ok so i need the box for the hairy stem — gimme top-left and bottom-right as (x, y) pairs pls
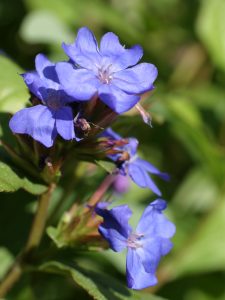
(0, 183), (56, 298)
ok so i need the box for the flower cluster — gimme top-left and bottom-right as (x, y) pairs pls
(10, 54), (76, 147)
(96, 199), (175, 290)
(8, 27), (175, 291)
(9, 27), (157, 147)
(102, 128), (169, 196)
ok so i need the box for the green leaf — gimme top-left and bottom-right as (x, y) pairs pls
(0, 55), (29, 113)
(196, 0), (225, 72)
(20, 10), (74, 45)
(0, 247), (14, 280)
(172, 167), (219, 213)
(0, 162), (47, 195)
(39, 261), (165, 300)
(94, 160), (115, 174)
(46, 226), (65, 248)
(164, 194), (225, 278)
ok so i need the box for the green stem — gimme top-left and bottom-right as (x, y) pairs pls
(0, 183), (56, 298)
(25, 183), (56, 251)
(0, 259), (22, 298)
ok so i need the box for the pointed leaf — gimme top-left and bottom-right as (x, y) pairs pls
(95, 160), (115, 174)
(39, 261), (166, 300)
(0, 162), (47, 195)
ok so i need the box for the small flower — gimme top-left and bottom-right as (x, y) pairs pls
(96, 199), (176, 290)
(56, 27), (158, 114)
(113, 174), (130, 195)
(102, 128), (169, 196)
(9, 54), (76, 147)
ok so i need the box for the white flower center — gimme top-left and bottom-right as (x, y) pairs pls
(127, 232), (144, 249)
(98, 65), (113, 84)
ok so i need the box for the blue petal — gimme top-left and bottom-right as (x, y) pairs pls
(113, 63), (158, 94)
(55, 106), (75, 140)
(159, 238), (174, 256)
(99, 84), (140, 114)
(101, 32), (143, 71)
(100, 32), (128, 56)
(35, 54), (60, 88)
(135, 158), (170, 181)
(136, 238), (165, 274)
(138, 237), (173, 274)
(35, 54), (53, 77)
(22, 55), (60, 102)
(136, 199), (176, 239)
(126, 248), (157, 289)
(9, 105), (57, 147)
(22, 72), (44, 101)
(56, 62), (99, 101)
(126, 138), (138, 156)
(96, 204), (132, 252)
(112, 45), (143, 72)
(62, 27), (101, 70)
(101, 128), (122, 140)
(128, 163), (162, 196)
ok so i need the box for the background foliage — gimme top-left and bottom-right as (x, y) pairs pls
(0, 0), (225, 299)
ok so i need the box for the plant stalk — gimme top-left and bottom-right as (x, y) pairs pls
(0, 183), (56, 298)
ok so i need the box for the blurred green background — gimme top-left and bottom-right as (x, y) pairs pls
(1, 0), (225, 299)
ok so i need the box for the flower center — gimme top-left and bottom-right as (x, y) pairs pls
(98, 65), (113, 84)
(46, 91), (62, 110)
(127, 232), (144, 249)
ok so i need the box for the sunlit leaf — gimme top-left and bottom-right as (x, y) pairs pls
(0, 248), (14, 280)
(196, 0), (225, 72)
(20, 10), (74, 45)
(0, 55), (29, 113)
(0, 162), (47, 195)
(163, 195), (225, 278)
(94, 160), (115, 174)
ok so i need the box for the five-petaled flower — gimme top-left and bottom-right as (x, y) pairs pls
(102, 128), (169, 196)
(96, 199), (176, 290)
(56, 27), (158, 114)
(9, 54), (76, 147)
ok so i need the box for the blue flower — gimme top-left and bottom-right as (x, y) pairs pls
(56, 27), (158, 114)
(113, 174), (130, 195)
(102, 128), (169, 196)
(96, 199), (176, 290)
(9, 54), (76, 147)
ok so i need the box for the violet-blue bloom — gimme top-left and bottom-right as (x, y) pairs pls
(9, 54), (76, 147)
(96, 199), (176, 290)
(102, 128), (169, 196)
(56, 27), (158, 114)
(113, 174), (130, 195)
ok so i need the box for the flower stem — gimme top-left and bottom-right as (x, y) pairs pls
(87, 173), (115, 208)
(0, 183), (56, 298)
(25, 183), (56, 251)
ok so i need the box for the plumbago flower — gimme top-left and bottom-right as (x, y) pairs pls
(56, 27), (158, 114)
(102, 128), (169, 196)
(9, 54), (76, 147)
(96, 199), (176, 290)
